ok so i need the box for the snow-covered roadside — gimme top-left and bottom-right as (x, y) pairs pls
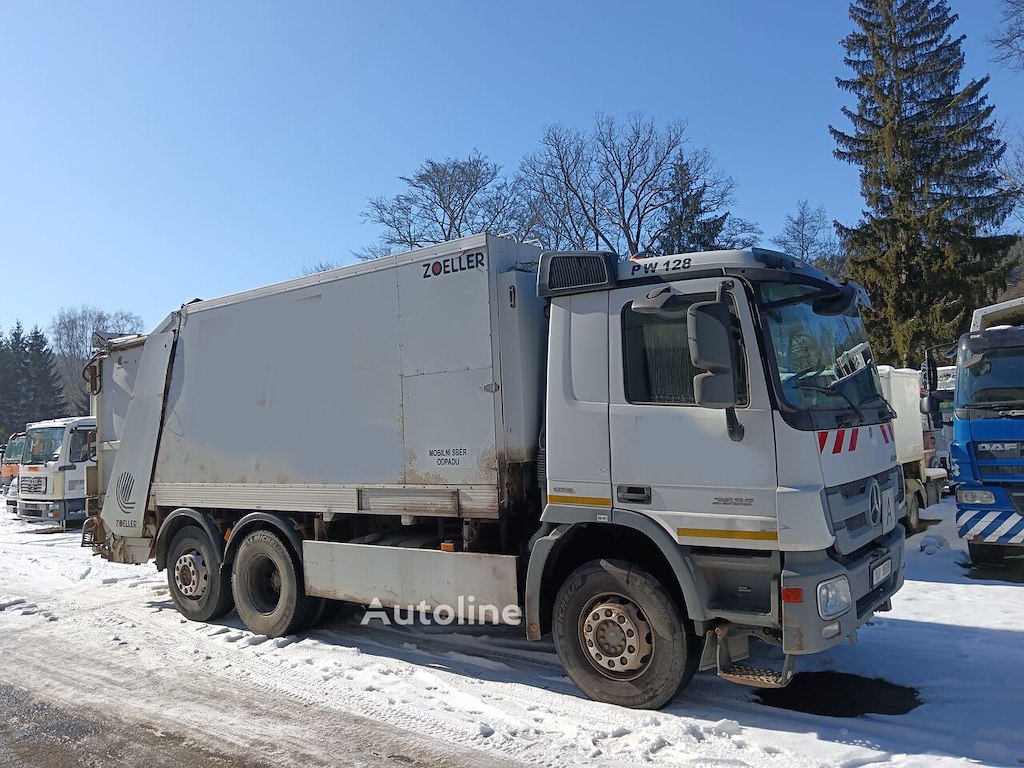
(1, 499), (1022, 768)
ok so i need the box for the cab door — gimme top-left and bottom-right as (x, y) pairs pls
(608, 277), (779, 547)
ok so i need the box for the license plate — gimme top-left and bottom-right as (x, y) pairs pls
(871, 558), (892, 587)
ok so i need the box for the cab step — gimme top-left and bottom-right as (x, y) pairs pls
(80, 516), (107, 551)
(717, 661), (794, 689)
(712, 625), (795, 689)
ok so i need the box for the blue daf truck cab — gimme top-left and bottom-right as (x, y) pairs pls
(925, 297), (1024, 565)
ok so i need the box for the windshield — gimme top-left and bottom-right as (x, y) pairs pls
(956, 344), (1024, 410)
(23, 427), (66, 465)
(2, 435), (25, 464)
(759, 283), (885, 422)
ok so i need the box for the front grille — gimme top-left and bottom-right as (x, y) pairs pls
(826, 468), (899, 557)
(980, 465), (1024, 477)
(18, 476), (45, 494)
(843, 512), (869, 533)
(837, 469), (894, 500)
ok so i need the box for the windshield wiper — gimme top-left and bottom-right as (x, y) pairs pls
(966, 402), (1024, 410)
(794, 382), (867, 424)
(858, 393), (897, 421)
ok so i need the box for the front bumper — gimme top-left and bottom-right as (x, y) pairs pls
(17, 498), (87, 523)
(780, 525), (905, 654)
(956, 506), (1024, 547)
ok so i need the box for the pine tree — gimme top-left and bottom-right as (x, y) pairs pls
(830, 0), (1018, 364)
(0, 327), (8, 439)
(23, 327), (69, 422)
(0, 322), (31, 437)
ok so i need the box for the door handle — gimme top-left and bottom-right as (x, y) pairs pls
(616, 485), (651, 504)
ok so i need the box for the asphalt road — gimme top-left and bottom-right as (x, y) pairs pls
(0, 681), (274, 767)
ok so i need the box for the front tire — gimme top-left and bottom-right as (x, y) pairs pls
(232, 529), (318, 637)
(166, 526), (234, 622)
(553, 559), (698, 709)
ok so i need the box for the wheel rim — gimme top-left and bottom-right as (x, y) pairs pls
(174, 550), (209, 599)
(247, 553), (283, 615)
(579, 594), (654, 681)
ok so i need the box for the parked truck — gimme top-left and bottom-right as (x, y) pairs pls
(18, 416), (97, 526)
(928, 297), (1024, 564)
(876, 366), (946, 533)
(1, 431), (26, 492)
(83, 234), (905, 709)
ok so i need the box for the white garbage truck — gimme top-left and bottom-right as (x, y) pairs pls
(84, 233), (905, 709)
(875, 366), (946, 532)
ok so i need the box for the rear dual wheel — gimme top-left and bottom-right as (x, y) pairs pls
(231, 529), (324, 637)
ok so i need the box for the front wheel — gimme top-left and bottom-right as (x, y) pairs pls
(232, 530), (320, 637)
(166, 526), (234, 622)
(552, 559), (698, 709)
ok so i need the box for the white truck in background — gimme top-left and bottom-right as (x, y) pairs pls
(876, 367), (946, 533)
(83, 233), (905, 709)
(18, 416), (97, 527)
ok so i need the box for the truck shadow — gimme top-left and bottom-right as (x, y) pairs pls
(305, 610), (1022, 767)
(138, 595), (1023, 766)
(961, 560), (1024, 584)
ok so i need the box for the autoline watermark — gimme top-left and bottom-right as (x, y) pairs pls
(360, 596), (522, 626)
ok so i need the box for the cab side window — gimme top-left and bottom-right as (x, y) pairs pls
(622, 294), (748, 406)
(69, 431), (89, 463)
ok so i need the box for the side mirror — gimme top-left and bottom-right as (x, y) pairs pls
(920, 394), (939, 415)
(921, 355), (938, 393)
(688, 298), (738, 409)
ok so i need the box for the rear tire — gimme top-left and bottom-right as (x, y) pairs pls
(232, 529), (313, 637)
(903, 493), (921, 535)
(166, 526), (234, 622)
(552, 559), (698, 709)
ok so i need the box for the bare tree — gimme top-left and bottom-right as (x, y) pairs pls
(363, 151), (526, 250)
(1002, 133), (1024, 227)
(772, 200), (846, 278)
(301, 260), (344, 275)
(50, 306), (144, 414)
(990, 0), (1024, 71)
(716, 215), (764, 250)
(521, 113), (688, 255)
(772, 200), (833, 260)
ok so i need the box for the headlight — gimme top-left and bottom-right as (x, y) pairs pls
(817, 576), (852, 620)
(957, 489), (995, 505)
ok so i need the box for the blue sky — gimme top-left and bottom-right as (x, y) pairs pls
(0, 1), (1019, 334)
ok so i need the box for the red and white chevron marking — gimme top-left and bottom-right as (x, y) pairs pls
(816, 424), (894, 454)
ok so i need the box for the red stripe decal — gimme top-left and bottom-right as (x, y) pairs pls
(832, 429), (846, 454)
(817, 432), (828, 453)
(881, 424), (890, 444)
(848, 428), (859, 452)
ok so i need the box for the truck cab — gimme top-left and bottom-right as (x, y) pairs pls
(18, 416), (96, 526)
(1, 431), (26, 492)
(948, 323), (1024, 563)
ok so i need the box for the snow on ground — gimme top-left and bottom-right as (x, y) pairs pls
(1, 498), (1023, 768)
